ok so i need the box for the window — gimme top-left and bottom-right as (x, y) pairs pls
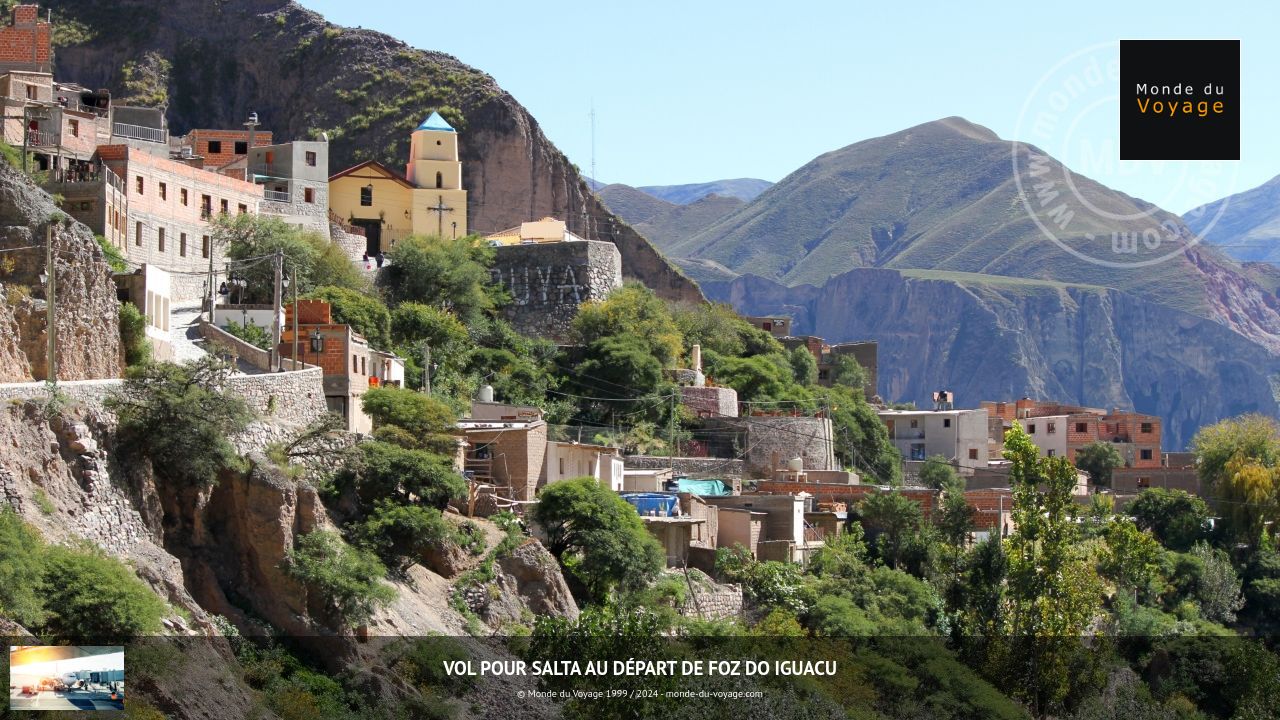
(910, 443), (925, 461)
(360, 356), (366, 375)
(435, 171), (443, 189)
(202, 235), (210, 259)
(180, 188), (188, 206)
(201, 194), (212, 218)
(1137, 477), (1151, 489)
(237, 203), (247, 214)
(78, 201), (91, 211)
(1140, 449), (1153, 460)
(909, 419), (918, 429)
(135, 176), (144, 194)
(158, 182), (167, 200)
(352, 355), (358, 373)
(817, 369), (829, 380)
(234, 141), (247, 154)
(24, 84), (35, 100)
(558, 458), (564, 475)
(968, 448), (978, 460)
(135, 221), (142, 246)
(220, 199), (228, 214)
(1140, 422), (1153, 434)
(943, 418), (951, 428)
(303, 187), (314, 203)
(207, 140), (222, 154)
(1048, 449), (1056, 457)
(762, 321), (772, 331)
(305, 151), (317, 166)
(1075, 422), (1088, 433)
(1027, 423), (1036, 434)
(68, 119), (78, 137)
(157, 227), (165, 252)
(179, 233), (187, 257)
(359, 185), (372, 206)
(1047, 422), (1056, 434)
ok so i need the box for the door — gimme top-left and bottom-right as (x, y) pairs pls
(352, 219), (381, 256)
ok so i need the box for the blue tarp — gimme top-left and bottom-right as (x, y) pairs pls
(676, 478), (730, 496)
(621, 492), (678, 517)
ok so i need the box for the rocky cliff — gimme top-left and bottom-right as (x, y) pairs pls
(708, 269), (1280, 449)
(44, 0), (702, 305)
(0, 160), (121, 381)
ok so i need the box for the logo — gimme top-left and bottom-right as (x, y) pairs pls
(1012, 42), (1239, 269)
(1120, 40), (1239, 160)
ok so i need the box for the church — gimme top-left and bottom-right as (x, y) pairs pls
(328, 111), (468, 256)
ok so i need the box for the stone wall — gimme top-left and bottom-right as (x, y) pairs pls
(488, 240), (622, 340)
(225, 367), (327, 427)
(708, 416), (836, 477)
(625, 455), (745, 479)
(680, 385), (738, 418)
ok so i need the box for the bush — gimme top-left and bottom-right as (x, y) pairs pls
(307, 285), (391, 350)
(362, 386), (457, 440)
(352, 440), (466, 510)
(118, 302), (152, 367)
(0, 509), (47, 627)
(378, 234), (498, 325)
(222, 319), (272, 351)
(714, 545), (808, 614)
(351, 501), (458, 570)
(107, 358), (253, 488)
(41, 542), (167, 638)
(96, 234), (127, 272)
(285, 530), (396, 627)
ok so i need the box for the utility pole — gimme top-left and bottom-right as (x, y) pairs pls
(668, 393), (676, 457)
(45, 224), (56, 385)
(290, 266), (298, 371)
(271, 249), (283, 371)
(206, 233), (216, 323)
(422, 342), (431, 394)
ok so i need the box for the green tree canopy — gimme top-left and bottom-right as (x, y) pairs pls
(378, 234), (498, 325)
(1128, 488), (1210, 552)
(531, 477), (664, 601)
(1074, 441), (1124, 490)
(285, 530), (396, 627)
(41, 542), (167, 639)
(788, 345), (818, 386)
(816, 385), (902, 483)
(214, 213), (366, 302)
(858, 490), (937, 577)
(1192, 414), (1280, 545)
(572, 283), (682, 368)
(362, 386), (456, 440)
(919, 454), (960, 491)
(107, 357), (253, 488)
(670, 302), (781, 358)
(0, 509), (47, 627)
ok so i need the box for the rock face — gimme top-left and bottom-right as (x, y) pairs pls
(0, 160), (121, 381)
(473, 539), (579, 628)
(709, 269), (1280, 450)
(45, 0), (702, 305)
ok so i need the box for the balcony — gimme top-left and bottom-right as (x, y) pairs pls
(25, 130), (55, 148)
(111, 122), (166, 144)
(262, 189), (291, 203)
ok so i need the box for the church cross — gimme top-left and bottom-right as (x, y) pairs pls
(428, 195), (453, 237)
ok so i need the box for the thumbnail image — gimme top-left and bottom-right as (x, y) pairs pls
(8, 646), (124, 712)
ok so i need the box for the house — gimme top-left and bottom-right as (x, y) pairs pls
(878, 406), (990, 470)
(457, 401), (548, 504)
(113, 263), (173, 362)
(276, 299), (377, 432)
(91, 144), (264, 301)
(235, 140), (330, 233)
(544, 441), (625, 491)
(1112, 452), (1201, 498)
(778, 335), (879, 398)
(175, 128), (274, 169)
(982, 399), (1162, 470)
(704, 492), (823, 564)
(328, 111), (468, 255)
(742, 315), (790, 337)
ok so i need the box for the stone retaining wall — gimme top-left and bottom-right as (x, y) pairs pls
(489, 240), (622, 340)
(625, 455), (745, 478)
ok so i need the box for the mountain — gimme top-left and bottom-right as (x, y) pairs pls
(637, 178), (773, 204)
(1183, 174), (1280, 263)
(598, 184), (745, 249)
(668, 117), (1280, 354)
(706, 270), (1280, 450)
(43, 0), (701, 304)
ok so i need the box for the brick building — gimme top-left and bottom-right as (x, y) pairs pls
(277, 299), (376, 433)
(245, 140), (329, 233)
(92, 144), (264, 300)
(458, 401), (549, 504)
(778, 335), (879, 398)
(982, 399), (1162, 471)
(176, 128), (274, 169)
(0, 5), (50, 74)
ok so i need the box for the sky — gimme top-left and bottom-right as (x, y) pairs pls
(298, 0), (1279, 213)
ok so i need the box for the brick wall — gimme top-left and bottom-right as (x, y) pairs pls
(0, 5), (50, 73)
(185, 129), (274, 169)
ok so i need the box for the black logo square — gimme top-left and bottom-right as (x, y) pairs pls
(1120, 40), (1239, 160)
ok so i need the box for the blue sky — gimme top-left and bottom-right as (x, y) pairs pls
(299, 0), (1278, 212)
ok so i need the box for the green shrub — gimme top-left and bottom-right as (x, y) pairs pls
(349, 440), (465, 510)
(285, 530), (396, 626)
(307, 285), (390, 350)
(32, 488), (54, 515)
(222, 319), (272, 351)
(41, 541), (166, 638)
(96, 234), (127, 272)
(118, 302), (152, 367)
(0, 509), (47, 627)
(351, 500), (457, 570)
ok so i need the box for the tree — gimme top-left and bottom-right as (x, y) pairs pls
(215, 214), (366, 302)
(859, 490), (937, 577)
(1192, 414), (1280, 545)
(351, 501), (462, 572)
(919, 455), (959, 491)
(1075, 441), (1124, 491)
(107, 357), (253, 488)
(118, 302), (151, 368)
(361, 386), (456, 440)
(0, 509), (46, 627)
(1101, 518), (1163, 600)
(817, 384), (902, 483)
(306, 286), (391, 350)
(531, 477), (664, 600)
(41, 542), (167, 639)
(670, 301), (780, 359)
(936, 487), (976, 548)
(704, 349), (809, 404)
(572, 284), (682, 368)
(829, 355), (867, 391)
(349, 440), (466, 510)
(1003, 422), (1103, 715)
(285, 530), (396, 627)
(378, 234), (498, 325)
(788, 345), (817, 386)
(1188, 542), (1244, 624)
(1128, 488), (1210, 552)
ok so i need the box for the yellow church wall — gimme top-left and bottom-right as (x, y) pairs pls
(409, 187), (468, 238)
(329, 174), (417, 244)
(407, 160), (461, 191)
(412, 130), (458, 162)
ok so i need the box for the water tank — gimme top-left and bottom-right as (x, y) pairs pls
(477, 384), (494, 403)
(787, 457), (804, 472)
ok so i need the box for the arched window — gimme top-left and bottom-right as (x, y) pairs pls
(435, 171), (443, 189)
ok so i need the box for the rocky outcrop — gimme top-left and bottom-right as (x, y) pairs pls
(0, 160), (121, 381)
(485, 540), (579, 625)
(46, 0), (703, 304)
(710, 269), (1280, 450)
